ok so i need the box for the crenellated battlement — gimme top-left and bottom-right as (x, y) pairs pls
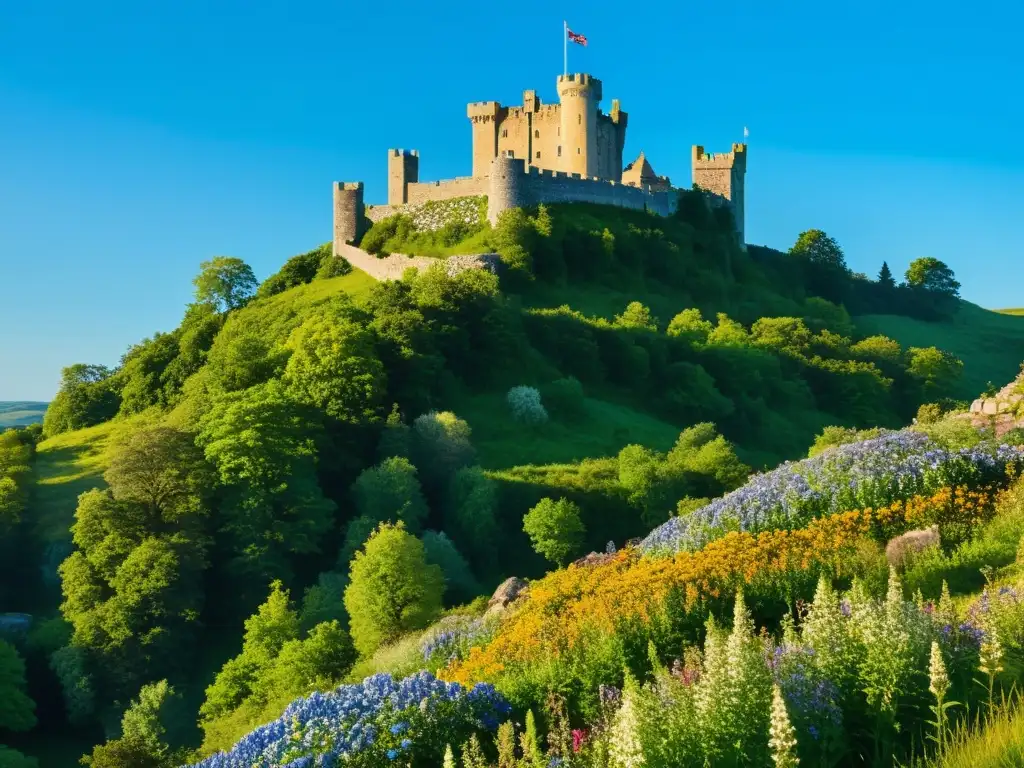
(389, 148), (420, 158)
(467, 101), (502, 120)
(692, 143), (747, 170)
(556, 73), (598, 86)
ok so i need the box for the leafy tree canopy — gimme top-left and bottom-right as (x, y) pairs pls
(522, 497), (586, 566)
(790, 229), (848, 272)
(905, 257), (961, 298)
(193, 257), (258, 312)
(343, 522), (444, 657)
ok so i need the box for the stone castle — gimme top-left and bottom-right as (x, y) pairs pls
(333, 72), (747, 257)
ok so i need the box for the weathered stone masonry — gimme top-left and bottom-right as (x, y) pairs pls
(333, 71), (748, 257)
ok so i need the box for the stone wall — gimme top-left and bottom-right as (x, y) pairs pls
(364, 196), (486, 232)
(335, 242), (500, 282)
(405, 175), (488, 205)
(486, 155), (676, 224)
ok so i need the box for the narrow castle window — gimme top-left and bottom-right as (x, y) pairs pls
(558, 126), (560, 136)
(534, 129), (540, 138)
(505, 150), (514, 158)
(536, 151), (541, 159)
(557, 146), (561, 157)
(578, 115), (581, 125)
(577, 147), (581, 154)
(502, 129), (508, 138)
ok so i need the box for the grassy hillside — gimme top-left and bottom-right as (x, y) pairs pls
(14, 206), (1024, 766)
(0, 401), (47, 428)
(856, 301), (1024, 400)
(998, 307), (1024, 316)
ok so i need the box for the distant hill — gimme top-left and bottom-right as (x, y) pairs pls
(0, 401), (48, 428)
(856, 301), (1024, 400)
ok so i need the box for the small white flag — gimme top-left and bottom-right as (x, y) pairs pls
(743, 126), (749, 138)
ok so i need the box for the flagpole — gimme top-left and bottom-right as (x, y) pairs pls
(563, 20), (567, 76)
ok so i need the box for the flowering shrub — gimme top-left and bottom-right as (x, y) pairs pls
(443, 488), (996, 686)
(641, 430), (1022, 554)
(506, 386), (548, 425)
(454, 576), (997, 767)
(187, 672), (510, 767)
(419, 614), (493, 669)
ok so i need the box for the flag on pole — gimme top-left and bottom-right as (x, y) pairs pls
(743, 126), (749, 139)
(567, 27), (588, 46)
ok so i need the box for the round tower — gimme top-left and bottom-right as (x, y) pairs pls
(557, 73), (602, 176)
(487, 155), (528, 225)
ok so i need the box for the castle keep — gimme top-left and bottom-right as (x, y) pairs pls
(333, 73), (747, 256)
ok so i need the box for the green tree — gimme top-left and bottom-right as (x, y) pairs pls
(0, 640), (36, 732)
(614, 302), (657, 331)
(283, 315), (387, 423)
(443, 467), (499, 573)
(905, 257), (961, 298)
(706, 313), (750, 347)
(343, 522), (444, 656)
(410, 411), (476, 490)
(193, 257), (258, 311)
(790, 229), (848, 271)
(907, 346), (964, 395)
(803, 297), (855, 337)
(666, 423), (750, 496)
(82, 680), (183, 768)
(851, 336), (903, 366)
(421, 531), (480, 606)
(42, 364), (119, 437)
(351, 457), (429, 534)
(197, 381), (335, 582)
(206, 333), (281, 392)
(667, 308), (713, 346)
(103, 426), (207, 523)
(199, 580), (299, 725)
(750, 317), (813, 355)
(878, 261), (896, 288)
(522, 497), (585, 566)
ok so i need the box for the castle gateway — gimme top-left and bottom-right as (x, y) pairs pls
(333, 73), (747, 254)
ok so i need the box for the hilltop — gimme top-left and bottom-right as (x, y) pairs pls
(3, 198), (1024, 766)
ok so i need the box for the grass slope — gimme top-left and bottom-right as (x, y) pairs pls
(0, 401), (48, 428)
(856, 301), (1024, 400)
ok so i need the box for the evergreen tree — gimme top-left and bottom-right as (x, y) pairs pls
(878, 261), (896, 288)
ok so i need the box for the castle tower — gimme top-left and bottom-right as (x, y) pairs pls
(388, 149), (419, 206)
(558, 73), (602, 176)
(333, 182), (365, 256)
(467, 101), (503, 178)
(692, 143), (747, 244)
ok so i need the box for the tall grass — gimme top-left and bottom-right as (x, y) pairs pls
(913, 698), (1024, 767)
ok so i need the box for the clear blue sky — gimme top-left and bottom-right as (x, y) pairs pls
(1, 0), (1022, 401)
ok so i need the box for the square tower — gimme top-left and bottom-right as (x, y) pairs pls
(692, 143), (747, 244)
(388, 149), (419, 206)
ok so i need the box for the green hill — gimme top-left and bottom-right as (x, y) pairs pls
(856, 301), (1024, 400)
(0, 401), (47, 428)
(7, 201), (1024, 765)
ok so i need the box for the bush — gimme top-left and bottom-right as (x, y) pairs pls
(316, 254), (352, 280)
(542, 376), (586, 422)
(506, 386), (548, 425)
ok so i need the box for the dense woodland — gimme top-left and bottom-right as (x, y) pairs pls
(0, 192), (997, 767)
